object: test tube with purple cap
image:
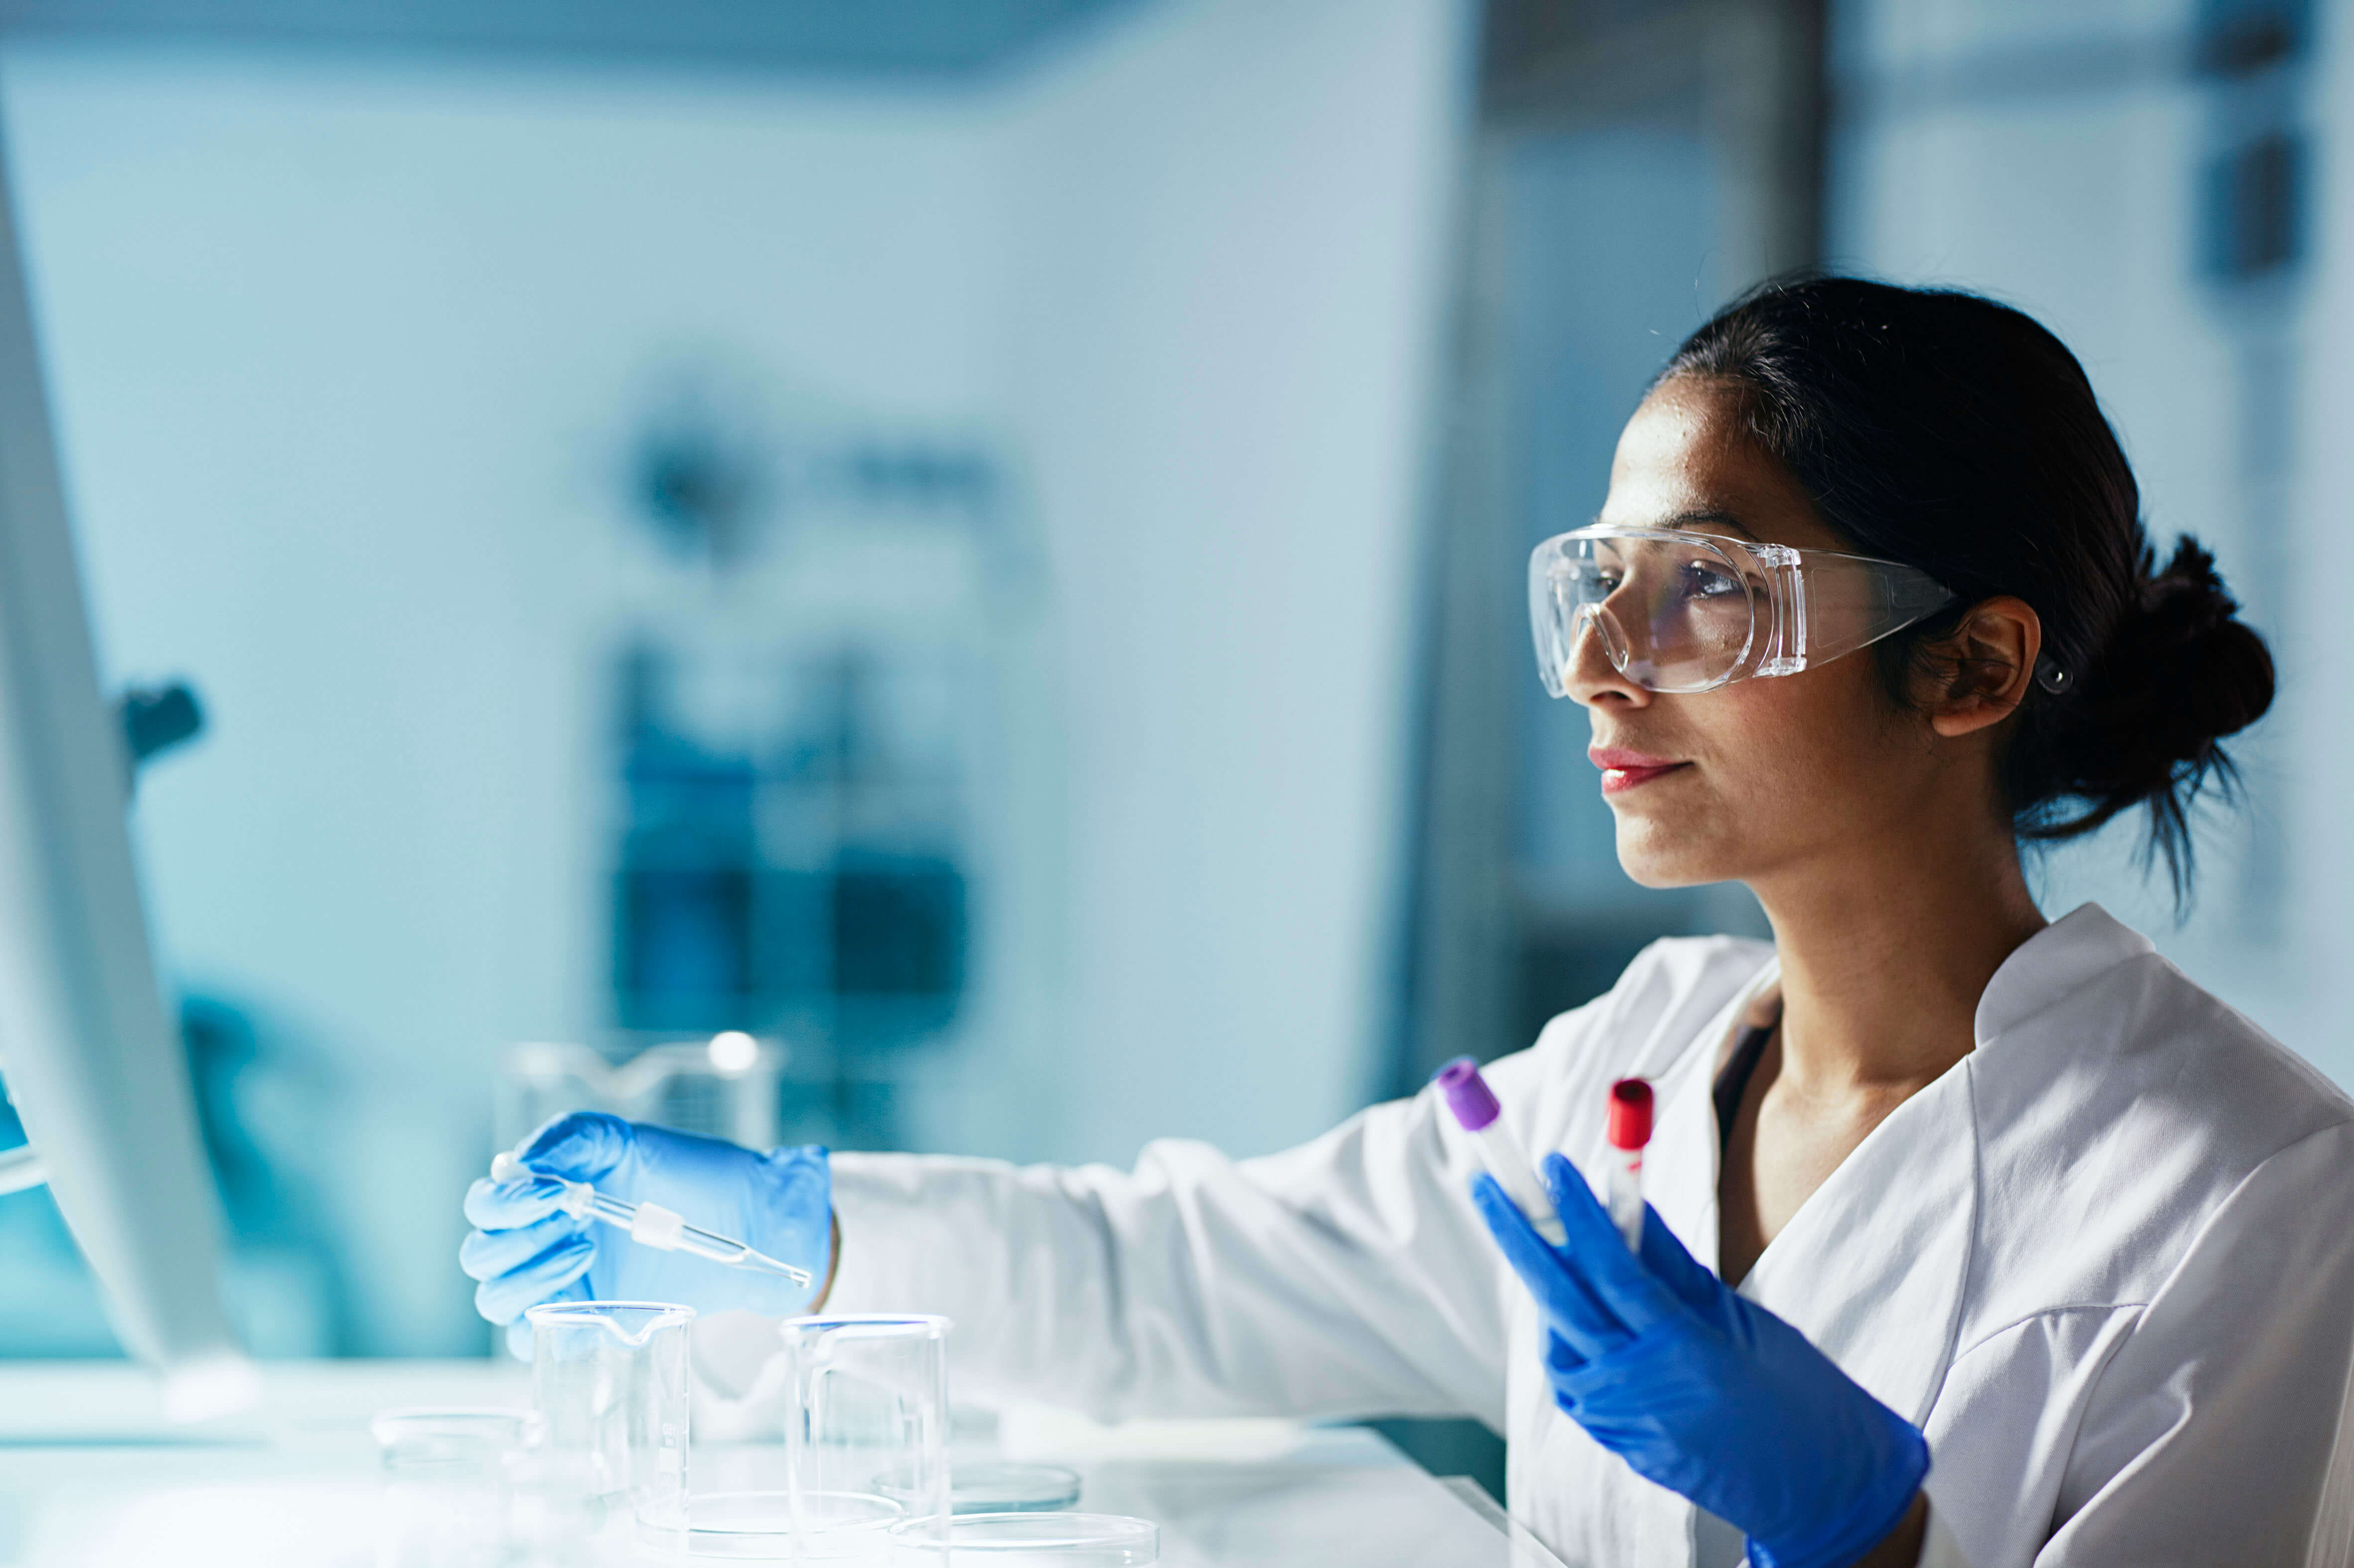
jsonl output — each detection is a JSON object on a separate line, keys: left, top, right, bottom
{"left": 1437, "top": 1057, "right": 1653, "bottom": 1252}
{"left": 1436, "top": 1057, "right": 1568, "bottom": 1245}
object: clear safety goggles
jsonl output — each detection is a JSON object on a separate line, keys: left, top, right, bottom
{"left": 1528, "top": 525, "right": 1957, "bottom": 696}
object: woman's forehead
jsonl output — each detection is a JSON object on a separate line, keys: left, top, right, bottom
{"left": 1600, "top": 378, "right": 1846, "bottom": 553}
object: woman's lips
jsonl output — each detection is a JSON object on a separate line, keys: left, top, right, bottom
{"left": 1589, "top": 746, "right": 1691, "bottom": 795}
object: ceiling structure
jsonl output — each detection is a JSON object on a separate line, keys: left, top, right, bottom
{"left": 0, "top": 0, "right": 1141, "bottom": 77}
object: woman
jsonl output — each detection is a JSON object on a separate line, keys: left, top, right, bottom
{"left": 463, "top": 279, "right": 2354, "bottom": 1568}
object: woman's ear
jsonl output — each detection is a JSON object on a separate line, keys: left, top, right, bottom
{"left": 1915, "top": 596, "right": 2042, "bottom": 738}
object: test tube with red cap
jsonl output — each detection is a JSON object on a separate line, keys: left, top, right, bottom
{"left": 1606, "top": 1078, "right": 1653, "bottom": 1251}
{"left": 1434, "top": 1056, "right": 1567, "bottom": 1245}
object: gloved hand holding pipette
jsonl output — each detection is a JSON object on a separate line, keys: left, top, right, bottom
{"left": 461, "top": 1112, "right": 833, "bottom": 1354}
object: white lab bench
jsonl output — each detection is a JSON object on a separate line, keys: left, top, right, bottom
{"left": 0, "top": 1361, "right": 1565, "bottom": 1567}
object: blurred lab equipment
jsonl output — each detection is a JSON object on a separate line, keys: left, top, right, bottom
{"left": 1435, "top": 1057, "right": 1565, "bottom": 1245}
{"left": 610, "top": 636, "right": 973, "bottom": 1154}
{"left": 528, "top": 1300, "right": 695, "bottom": 1564}
{"left": 489, "top": 1151, "right": 811, "bottom": 1288}
{"left": 371, "top": 1406, "right": 541, "bottom": 1568}
{"left": 498, "top": 1035, "right": 785, "bottom": 1176}
{"left": 607, "top": 390, "right": 1023, "bottom": 1154}
{"left": 611, "top": 637, "right": 971, "bottom": 1044}
{"left": 464, "top": 1114, "right": 831, "bottom": 1345}
{"left": 117, "top": 679, "right": 204, "bottom": 776}
{"left": 0, "top": 135, "right": 249, "bottom": 1413}
{"left": 1473, "top": 1153, "right": 1927, "bottom": 1568}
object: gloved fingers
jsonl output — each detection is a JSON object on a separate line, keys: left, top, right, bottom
{"left": 1470, "top": 1173, "right": 1632, "bottom": 1348}
{"left": 1544, "top": 1328, "right": 1592, "bottom": 1379}
{"left": 462, "top": 1170, "right": 573, "bottom": 1231}
{"left": 628, "top": 1118, "right": 749, "bottom": 1179}
{"left": 753, "top": 1142, "right": 831, "bottom": 1191}
{"left": 1540, "top": 1331, "right": 1595, "bottom": 1421}
{"left": 1632, "top": 1200, "right": 1732, "bottom": 1319}
{"left": 470, "top": 1232, "right": 595, "bottom": 1326}
{"left": 459, "top": 1209, "right": 585, "bottom": 1283}
{"left": 501, "top": 1274, "right": 590, "bottom": 1361}
{"left": 514, "top": 1111, "right": 636, "bottom": 1183}
{"left": 1538, "top": 1153, "right": 1687, "bottom": 1335}
{"left": 751, "top": 1144, "right": 835, "bottom": 1246}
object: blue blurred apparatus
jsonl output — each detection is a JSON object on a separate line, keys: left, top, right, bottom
{"left": 613, "top": 643, "right": 968, "bottom": 1050}
{"left": 607, "top": 403, "right": 1007, "bottom": 1149}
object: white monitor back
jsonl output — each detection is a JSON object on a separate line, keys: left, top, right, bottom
{"left": 0, "top": 138, "right": 251, "bottom": 1416}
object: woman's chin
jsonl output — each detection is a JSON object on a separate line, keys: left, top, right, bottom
{"left": 1614, "top": 828, "right": 1735, "bottom": 890}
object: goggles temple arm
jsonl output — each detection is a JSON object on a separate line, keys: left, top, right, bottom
{"left": 1753, "top": 543, "right": 1807, "bottom": 678}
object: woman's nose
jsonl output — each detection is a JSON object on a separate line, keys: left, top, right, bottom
{"left": 1563, "top": 605, "right": 1652, "bottom": 709}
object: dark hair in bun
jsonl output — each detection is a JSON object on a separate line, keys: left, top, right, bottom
{"left": 1662, "top": 276, "right": 2273, "bottom": 900}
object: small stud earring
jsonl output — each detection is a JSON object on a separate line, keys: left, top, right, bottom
{"left": 2034, "top": 655, "right": 2072, "bottom": 695}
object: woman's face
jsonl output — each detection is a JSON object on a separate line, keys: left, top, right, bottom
{"left": 1571, "top": 376, "right": 1962, "bottom": 890}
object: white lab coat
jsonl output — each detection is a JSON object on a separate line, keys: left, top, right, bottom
{"left": 824, "top": 904, "right": 2354, "bottom": 1567}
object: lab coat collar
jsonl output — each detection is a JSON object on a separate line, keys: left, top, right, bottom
{"left": 1741, "top": 1055, "right": 1979, "bottom": 1426}
{"left": 1649, "top": 905, "right": 2151, "bottom": 1431}
{"left": 1972, "top": 902, "right": 2152, "bottom": 1046}
{"left": 1723, "top": 909, "right": 2156, "bottom": 1427}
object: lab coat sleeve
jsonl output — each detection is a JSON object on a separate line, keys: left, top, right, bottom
{"left": 823, "top": 1084, "right": 1517, "bottom": 1427}
{"left": 2039, "top": 1119, "right": 2354, "bottom": 1566}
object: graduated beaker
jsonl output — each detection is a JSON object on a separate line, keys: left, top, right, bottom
{"left": 782, "top": 1314, "right": 952, "bottom": 1561}
{"left": 528, "top": 1300, "right": 695, "bottom": 1564}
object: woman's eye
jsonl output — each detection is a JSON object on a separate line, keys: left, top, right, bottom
{"left": 1679, "top": 563, "right": 1741, "bottom": 599}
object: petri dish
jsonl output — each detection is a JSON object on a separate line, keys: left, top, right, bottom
{"left": 371, "top": 1408, "right": 539, "bottom": 1568}
{"left": 688, "top": 1490, "right": 904, "bottom": 1560}
{"left": 369, "top": 1407, "right": 539, "bottom": 1466}
{"left": 874, "top": 1462, "right": 1083, "bottom": 1515}
{"left": 888, "top": 1512, "right": 1157, "bottom": 1567}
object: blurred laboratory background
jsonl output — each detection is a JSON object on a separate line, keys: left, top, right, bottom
{"left": 0, "top": 0, "right": 2345, "bottom": 1451}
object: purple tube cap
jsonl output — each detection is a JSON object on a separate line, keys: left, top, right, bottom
{"left": 1434, "top": 1056, "right": 1500, "bottom": 1132}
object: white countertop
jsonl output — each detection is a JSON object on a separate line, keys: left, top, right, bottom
{"left": 0, "top": 1360, "right": 1564, "bottom": 1567}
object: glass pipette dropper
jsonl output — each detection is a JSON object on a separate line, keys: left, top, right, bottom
{"left": 489, "top": 1151, "right": 812, "bottom": 1288}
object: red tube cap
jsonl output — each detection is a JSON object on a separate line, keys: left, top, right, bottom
{"left": 1607, "top": 1078, "right": 1653, "bottom": 1150}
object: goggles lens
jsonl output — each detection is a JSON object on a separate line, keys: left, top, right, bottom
{"left": 1533, "top": 531, "right": 1758, "bottom": 695}
{"left": 1529, "top": 525, "right": 1958, "bottom": 697}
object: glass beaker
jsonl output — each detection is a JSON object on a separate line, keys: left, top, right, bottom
{"left": 527, "top": 1300, "right": 695, "bottom": 1564}
{"left": 782, "top": 1314, "right": 952, "bottom": 1561}
{"left": 371, "top": 1407, "right": 541, "bottom": 1568}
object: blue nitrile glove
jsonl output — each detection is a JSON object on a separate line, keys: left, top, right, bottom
{"left": 461, "top": 1112, "right": 832, "bottom": 1355}
{"left": 1472, "top": 1153, "right": 1926, "bottom": 1568}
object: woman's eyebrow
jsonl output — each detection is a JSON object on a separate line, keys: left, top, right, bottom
{"left": 1665, "top": 508, "right": 1758, "bottom": 540}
